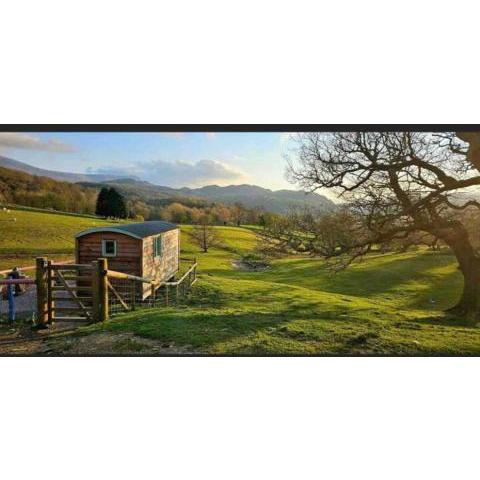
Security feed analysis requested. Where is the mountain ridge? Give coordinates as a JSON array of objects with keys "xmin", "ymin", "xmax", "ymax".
[
  {"xmin": 0, "ymin": 155, "xmax": 138, "ymax": 183},
  {"xmin": 0, "ymin": 156, "xmax": 335, "ymax": 214}
]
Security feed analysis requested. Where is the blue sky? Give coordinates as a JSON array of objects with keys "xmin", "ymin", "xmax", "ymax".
[{"xmin": 0, "ymin": 132, "xmax": 297, "ymax": 190}]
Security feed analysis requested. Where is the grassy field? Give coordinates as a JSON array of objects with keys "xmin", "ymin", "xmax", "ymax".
[
  {"xmin": 93, "ymin": 225, "xmax": 480, "ymax": 355},
  {"xmin": 2, "ymin": 209, "xmax": 479, "ymax": 355},
  {"xmin": 0, "ymin": 208, "xmax": 119, "ymax": 271}
]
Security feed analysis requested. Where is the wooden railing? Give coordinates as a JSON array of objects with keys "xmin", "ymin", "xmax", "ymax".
[
  {"xmin": 104, "ymin": 258, "xmax": 198, "ymax": 316},
  {"xmin": 2, "ymin": 257, "xmax": 198, "ymax": 325}
]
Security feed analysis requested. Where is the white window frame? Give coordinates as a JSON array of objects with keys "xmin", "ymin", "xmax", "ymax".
[
  {"xmin": 102, "ymin": 239, "xmax": 117, "ymax": 257},
  {"xmin": 153, "ymin": 235, "xmax": 162, "ymax": 258}
]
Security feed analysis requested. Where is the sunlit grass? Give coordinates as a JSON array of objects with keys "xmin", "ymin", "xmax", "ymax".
[
  {"xmin": 2, "ymin": 210, "xmax": 479, "ymax": 354},
  {"xmin": 0, "ymin": 209, "xmax": 120, "ymax": 271},
  {"xmin": 97, "ymin": 227, "xmax": 480, "ymax": 355}
]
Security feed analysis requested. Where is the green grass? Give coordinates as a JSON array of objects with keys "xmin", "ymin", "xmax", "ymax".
[
  {"xmin": 2, "ymin": 209, "xmax": 480, "ymax": 355},
  {"xmin": 0, "ymin": 209, "xmax": 119, "ymax": 271},
  {"xmin": 94, "ymin": 226, "xmax": 480, "ymax": 355}
]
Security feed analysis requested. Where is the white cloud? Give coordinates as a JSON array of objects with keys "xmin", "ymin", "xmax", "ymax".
[
  {"xmin": 89, "ymin": 158, "xmax": 249, "ymax": 187},
  {"xmin": 0, "ymin": 132, "xmax": 75, "ymax": 153}
]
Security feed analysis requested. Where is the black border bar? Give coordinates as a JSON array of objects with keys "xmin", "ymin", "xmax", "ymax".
[{"xmin": 0, "ymin": 124, "xmax": 479, "ymax": 132}]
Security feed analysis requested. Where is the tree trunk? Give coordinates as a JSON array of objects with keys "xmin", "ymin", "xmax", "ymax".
[
  {"xmin": 203, "ymin": 225, "xmax": 208, "ymax": 252},
  {"xmin": 452, "ymin": 265, "xmax": 480, "ymax": 322},
  {"xmin": 438, "ymin": 226, "xmax": 480, "ymax": 323}
]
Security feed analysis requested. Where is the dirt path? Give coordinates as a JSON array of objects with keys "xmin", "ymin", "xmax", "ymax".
[
  {"xmin": 1, "ymin": 286, "xmax": 196, "ymax": 355},
  {"xmin": 0, "ymin": 323, "xmax": 196, "ymax": 356}
]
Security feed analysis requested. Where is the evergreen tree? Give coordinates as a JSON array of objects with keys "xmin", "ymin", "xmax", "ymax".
[
  {"xmin": 95, "ymin": 187, "xmax": 127, "ymax": 218},
  {"xmin": 95, "ymin": 187, "xmax": 110, "ymax": 217},
  {"xmin": 108, "ymin": 187, "xmax": 128, "ymax": 218}
]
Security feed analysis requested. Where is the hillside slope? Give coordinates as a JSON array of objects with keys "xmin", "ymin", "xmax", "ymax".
[
  {"xmin": 180, "ymin": 184, "xmax": 335, "ymax": 213},
  {"xmin": 0, "ymin": 155, "xmax": 132, "ymax": 183},
  {"xmin": 1, "ymin": 156, "xmax": 336, "ymax": 214},
  {"xmin": 0, "ymin": 208, "xmax": 120, "ymax": 271}
]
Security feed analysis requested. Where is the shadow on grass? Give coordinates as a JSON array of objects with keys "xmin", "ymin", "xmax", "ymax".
[
  {"xmin": 405, "ymin": 314, "xmax": 479, "ymax": 329},
  {"xmin": 403, "ymin": 268, "xmax": 462, "ymax": 311},
  {"xmin": 205, "ymin": 251, "xmax": 459, "ymax": 300},
  {"xmin": 101, "ymin": 289, "xmax": 371, "ymax": 351},
  {"xmin": 104, "ymin": 309, "xmax": 294, "ymax": 349}
]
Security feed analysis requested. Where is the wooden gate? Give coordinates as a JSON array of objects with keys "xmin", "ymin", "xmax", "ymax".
[
  {"xmin": 48, "ymin": 262, "xmax": 94, "ymax": 323},
  {"xmin": 34, "ymin": 256, "xmax": 196, "ymax": 327},
  {"xmin": 36, "ymin": 258, "xmax": 107, "ymax": 324}
]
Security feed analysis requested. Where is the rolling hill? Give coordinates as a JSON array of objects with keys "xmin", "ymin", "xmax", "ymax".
[
  {"xmin": 0, "ymin": 155, "xmax": 136, "ymax": 183},
  {"xmin": 180, "ymin": 184, "xmax": 335, "ymax": 213},
  {"xmin": 0, "ymin": 157, "xmax": 335, "ymax": 214}
]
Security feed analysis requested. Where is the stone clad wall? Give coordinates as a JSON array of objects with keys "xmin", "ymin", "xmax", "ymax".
[{"xmin": 141, "ymin": 228, "xmax": 180, "ymax": 297}]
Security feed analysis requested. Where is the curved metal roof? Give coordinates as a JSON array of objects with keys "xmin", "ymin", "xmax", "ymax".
[{"xmin": 75, "ymin": 221, "xmax": 179, "ymax": 240}]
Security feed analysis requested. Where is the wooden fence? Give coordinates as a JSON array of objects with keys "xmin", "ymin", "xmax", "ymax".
[
  {"xmin": 1, "ymin": 257, "xmax": 197, "ymax": 326},
  {"xmin": 105, "ymin": 257, "xmax": 198, "ymax": 316}
]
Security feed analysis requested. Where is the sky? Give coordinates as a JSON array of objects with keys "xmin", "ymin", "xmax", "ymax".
[{"xmin": 0, "ymin": 131, "xmax": 299, "ymax": 190}]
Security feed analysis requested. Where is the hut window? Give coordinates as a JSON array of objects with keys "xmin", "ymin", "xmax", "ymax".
[
  {"xmin": 102, "ymin": 239, "xmax": 117, "ymax": 257},
  {"xmin": 153, "ymin": 235, "xmax": 162, "ymax": 257}
]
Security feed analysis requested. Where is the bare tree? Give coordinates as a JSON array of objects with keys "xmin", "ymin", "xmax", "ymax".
[
  {"xmin": 257, "ymin": 206, "xmax": 360, "ymax": 259},
  {"xmin": 286, "ymin": 131, "xmax": 480, "ymax": 323},
  {"xmin": 190, "ymin": 215, "xmax": 224, "ymax": 253}
]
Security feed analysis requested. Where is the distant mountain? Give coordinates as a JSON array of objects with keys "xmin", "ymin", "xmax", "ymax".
[
  {"xmin": 180, "ymin": 184, "xmax": 335, "ymax": 213},
  {"xmin": 0, "ymin": 156, "xmax": 137, "ymax": 183},
  {"xmin": 0, "ymin": 157, "xmax": 336, "ymax": 214}
]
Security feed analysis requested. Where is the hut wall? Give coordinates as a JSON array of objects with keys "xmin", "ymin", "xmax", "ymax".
[
  {"xmin": 141, "ymin": 229, "xmax": 180, "ymax": 297},
  {"xmin": 76, "ymin": 232, "xmax": 142, "ymax": 276}
]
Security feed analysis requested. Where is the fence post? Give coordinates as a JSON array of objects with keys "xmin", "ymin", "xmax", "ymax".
[
  {"xmin": 47, "ymin": 260, "xmax": 55, "ymax": 324},
  {"xmin": 97, "ymin": 258, "xmax": 108, "ymax": 322},
  {"xmin": 91, "ymin": 260, "xmax": 100, "ymax": 322},
  {"xmin": 35, "ymin": 257, "xmax": 48, "ymax": 327},
  {"xmin": 130, "ymin": 279, "xmax": 136, "ymax": 310},
  {"xmin": 165, "ymin": 284, "xmax": 169, "ymax": 306},
  {"xmin": 151, "ymin": 283, "xmax": 156, "ymax": 306}
]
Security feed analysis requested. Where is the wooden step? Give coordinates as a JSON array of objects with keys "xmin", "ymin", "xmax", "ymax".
[
  {"xmin": 52, "ymin": 296, "xmax": 93, "ymax": 302},
  {"xmin": 59, "ymin": 275, "xmax": 93, "ymax": 282},
  {"xmin": 53, "ymin": 307, "xmax": 93, "ymax": 312},
  {"xmin": 51, "ymin": 286, "xmax": 92, "ymax": 291},
  {"xmin": 52, "ymin": 302, "xmax": 93, "ymax": 308},
  {"xmin": 52, "ymin": 294, "xmax": 93, "ymax": 300},
  {"xmin": 53, "ymin": 316, "xmax": 91, "ymax": 322},
  {"xmin": 52, "ymin": 296, "xmax": 93, "ymax": 301}
]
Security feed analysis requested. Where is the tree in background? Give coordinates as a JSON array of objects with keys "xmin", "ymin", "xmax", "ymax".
[
  {"xmin": 190, "ymin": 215, "xmax": 224, "ymax": 253},
  {"xmin": 231, "ymin": 202, "xmax": 245, "ymax": 226},
  {"xmin": 210, "ymin": 204, "xmax": 231, "ymax": 225},
  {"xmin": 161, "ymin": 202, "xmax": 191, "ymax": 223},
  {"xmin": 127, "ymin": 199, "xmax": 150, "ymax": 220},
  {"xmin": 95, "ymin": 187, "xmax": 127, "ymax": 218},
  {"xmin": 256, "ymin": 206, "xmax": 358, "ymax": 259},
  {"xmin": 0, "ymin": 166, "xmax": 98, "ymax": 215},
  {"xmin": 95, "ymin": 187, "xmax": 110, "ymax": 216},
  {"xmin": 108, "ymin": 187, "xmax": 128, "ymax": 218}
]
